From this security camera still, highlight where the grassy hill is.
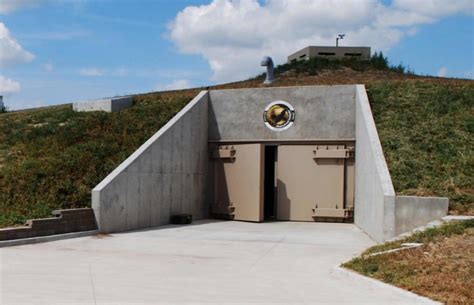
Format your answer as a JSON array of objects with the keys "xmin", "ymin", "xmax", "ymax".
[{"xmin": 0, "ymin": 57, "xmax": 473, "ymax": 227}]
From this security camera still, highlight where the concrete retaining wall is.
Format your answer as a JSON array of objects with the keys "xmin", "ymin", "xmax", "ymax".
[
  {"xmin": 73, "ymin": 96, "xmax": 133, "ymax": 112},
  {"xmin": 395, "ymin": 196, "xmax": 449, "ymax": 235},
  {"xmin": 209, "ymin": 85, "xmax": 355, "ymax": 141},
  {"xmin": 92, "ymin": 91, "xmax": 209, "ymax": 233},
  {"xmin": 354, "ymin": 85, "xmax": 396, "ymax": 242},
  {"xmin": 354, "ymin": 85, "xmax": 448, "ymax": 242},
  {"xmin": 0, "ymin": 208, "xmax": 97, "ymax": 241}
]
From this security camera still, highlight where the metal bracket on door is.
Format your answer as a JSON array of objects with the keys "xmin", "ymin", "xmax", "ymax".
[
  {"xmin": 211, "ymin": 147, "xmax": 236, "ymax": 160},
  {"xmin": 313, "ymin": 146, "xmax": 354, "ymax": 159},
  {"xmin": 211, "ymin": 202, "xmax": 235, "ymax": 220},
  {"xmin": 228, "ymin": 202, "xmax": 236, "ymax": 216},
  {"xmin": 312, "ymin": 206, "xmax": 353, "ymax": 219}
]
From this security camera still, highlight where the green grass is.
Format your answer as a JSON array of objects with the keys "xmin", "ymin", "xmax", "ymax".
[
  {"xmin": 368, "ymin": 81, "xmax": 474, "ymax": 214},
  {"xmin": 0, "ymin": 94, "xmax": 190, "ymax": 227}
]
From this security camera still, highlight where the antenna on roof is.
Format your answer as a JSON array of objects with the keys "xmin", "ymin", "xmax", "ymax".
[{"xmin": 336, "ymin": 34, "xmax": 345, "ymax": 47}]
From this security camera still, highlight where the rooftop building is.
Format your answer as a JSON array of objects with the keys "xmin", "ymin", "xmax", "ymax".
[{"xmin": 288, "ymin": 46, "xmax": 371, "ymax": 63}]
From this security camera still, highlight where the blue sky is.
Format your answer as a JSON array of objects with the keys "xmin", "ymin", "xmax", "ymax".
[{"xmin": 0, "ymin": 0, "xmax": 473, "ymax": 109}]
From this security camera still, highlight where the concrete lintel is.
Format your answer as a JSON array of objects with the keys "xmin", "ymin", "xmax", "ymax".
[{"xmin": 209, "ymin": 85, "xmax": 356, "ymax": 141}]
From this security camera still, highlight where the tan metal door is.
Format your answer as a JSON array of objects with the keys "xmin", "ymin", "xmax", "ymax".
[
  {"xmin": 211, "ymin": 144, "xmax": 264, "ymax": 222},
  {"xmin": 277, "ymin": 144, "xmax": 354, "ymax": 221}
]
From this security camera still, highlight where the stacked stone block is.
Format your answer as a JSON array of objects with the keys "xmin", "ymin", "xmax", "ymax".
[{"xmin": 0, "ymin": 208, "xmax": 97, "ymax": 241}]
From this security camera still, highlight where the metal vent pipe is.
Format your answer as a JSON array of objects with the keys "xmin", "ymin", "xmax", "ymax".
[{"xmin": 260, "ymin": 56, "xmax": 275, "ymax": 85}]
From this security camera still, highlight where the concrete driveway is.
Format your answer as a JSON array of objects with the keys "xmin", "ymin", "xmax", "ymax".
[{"xmin": 1, "ymin": 220, "xmax": 438, "ymax": 305}]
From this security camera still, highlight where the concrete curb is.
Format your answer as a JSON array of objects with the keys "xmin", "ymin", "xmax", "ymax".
[
  {"xmin": 0, "ymin": 230, "xmax": 98, "ymax": 248},
  {"xmin": 334, "ymin": 267, "xmax": 442, "ymax": 305},
  {"xmin": 388, "ymin": 215, "xmax": 474, "ymax": 242}
]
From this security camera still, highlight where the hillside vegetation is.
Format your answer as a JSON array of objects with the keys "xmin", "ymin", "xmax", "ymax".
[
  {"xmin": 0, "ymin": 92, "xmax": 196, "ymax": 226},
  {"xmin": 0, "ymin": 56, "xmax": 472, "ymax": 227}
]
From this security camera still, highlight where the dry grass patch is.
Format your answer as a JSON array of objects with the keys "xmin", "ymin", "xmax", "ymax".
[{"xmin": 344, "ymin": 220, "xmax": 474, "ymax": 305}]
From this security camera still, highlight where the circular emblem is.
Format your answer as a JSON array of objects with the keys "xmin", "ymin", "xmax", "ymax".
[{"xmin": 263, "ymin": 101, "xmax": 295, "ymax": 131}]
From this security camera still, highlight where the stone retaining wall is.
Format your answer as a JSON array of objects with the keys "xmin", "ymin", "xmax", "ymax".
[{"xmin": 0, "ymin": 208, "xmax": 97, "ymax": 241}]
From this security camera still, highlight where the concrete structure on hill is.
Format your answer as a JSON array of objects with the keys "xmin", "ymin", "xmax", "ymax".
[
  {"xmin": 73, "ymin": 96, "xmax": 133, "ymax": 112},
  {"xmin": 92, "ymin": 85, "xmax": 448, "ymax": 243},
  {"xmin": 288, "ymin": 46, "xmax": 371, "ymax": 63}
]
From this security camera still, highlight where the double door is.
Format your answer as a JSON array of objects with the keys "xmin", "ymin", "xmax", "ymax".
[{"xmin": 210, "ymin": 143, "xmax": 354, "ymax": 222}]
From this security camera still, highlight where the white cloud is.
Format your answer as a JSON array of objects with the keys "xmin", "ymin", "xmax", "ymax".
[
  {"xmin": 42, "ymin": 62, "xmax": 53, "ymax": 71},
  {"xmin": 393, "ymin": 0, "xmax": 473, "ymax": 18},
  {"xmin": 169, "ymin": 0, "xmax": 473, "ymax": 82},
  {"xmin": 437, "ymin": 67, "xmax": 448, "ymax": 77},
  {"xmin": 0, "ymin": 0, "xmax": 40, "ymax": 14},
  {"xmin": 0, "ymin": 22, "xmax": 35, "ymax": 67},
  {"xmin": 78, "ymin": 67, "xmax": 105, "ymax": 77},
  {"xmin": 0, "ymin": 75, "xmax": 21, "ymax": 94},
  {"xmin": 155, "ymin": 79, "xmax": 192, "ymax": 91}
]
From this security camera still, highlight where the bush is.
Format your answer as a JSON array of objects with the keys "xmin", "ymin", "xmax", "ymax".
[{"xmin": 266, "ymin": 51, "xmax": 411, "ymax": 76}]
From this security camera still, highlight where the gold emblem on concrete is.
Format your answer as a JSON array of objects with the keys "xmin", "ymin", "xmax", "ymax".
[{"xmin": 263, "ymin": 101, "xmax": 295, "ymax": 131}]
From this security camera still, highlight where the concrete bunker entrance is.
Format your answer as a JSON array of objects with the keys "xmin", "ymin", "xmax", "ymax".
[
  {"xmin": 92, "ymin": 85, "xmax": 449, "ymax": 242},
  {"xmin": 207, "ymin": 86, "xmax": 358, "ymax": 224},
  {"xmin": 209, "ymin": 141, "xmax": 355, "ymax": 223}
]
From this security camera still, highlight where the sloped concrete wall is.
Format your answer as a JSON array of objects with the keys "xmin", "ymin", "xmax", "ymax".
[
  {"xmin": 92, "ymin": 91, "xmax": 209, "ymax": 233},
  {"xmin": 354, "ymin": 85, "xmax": 448, "ymax": 242},
  {"xmin": 354, "ymin": 85, "xmax": 396, "ymax": 242}
]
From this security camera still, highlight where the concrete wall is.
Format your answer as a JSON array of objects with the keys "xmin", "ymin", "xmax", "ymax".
[
  {"xmin": 92, "ymin": 91, "xmax": 209, "ymax": 233},
  {"xmin": 354, "ymin": 85, "xmax": 448, "ymax": 242},
  {"xmin": 73, "ymin": 96, "xmax": 133, "ymax": 112},
  {"xmin": 395, "ymin": 196, "xmax": 449, "ymax": 235},
  {"xmin": 209, "ymin": 85, "xmax": 355, "ymax": 141},
  {"xmin": 354, "ymin": 85, "xmax": 396, "ymax": 242},
  {"xmin": 288, "ymin": 46, "xmax": 371, "ymax": 62}
]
